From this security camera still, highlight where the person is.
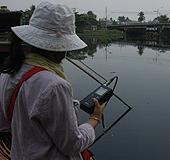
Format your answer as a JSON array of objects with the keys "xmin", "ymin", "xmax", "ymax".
[{"xmin": 0, "ymin": 1, "xmax": 106, "ymax": 160}]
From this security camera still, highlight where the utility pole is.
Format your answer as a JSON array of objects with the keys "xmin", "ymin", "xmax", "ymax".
[
  {"xmin": 105, "ymin": 7, "xmax": 108, "ymax": 30},
  {"xmin": 154, "ymin": 9, "xmax": 159, "ymax": 18},
  {"xmin": 154, "ymin": 7, "xmax": 163, "ymax": 19}
]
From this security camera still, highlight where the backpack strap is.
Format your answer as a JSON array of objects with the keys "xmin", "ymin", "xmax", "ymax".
[
  {"xmin": 81, "ymin": 148, "xmax": 95, "ymax": 160},
  {"xmin": 5, "ymin": 66, "xmax": 96, "ymax": 160},
  {"xmin": 6, "ymin": 66, "xmax": 46, "ymax": 121}
]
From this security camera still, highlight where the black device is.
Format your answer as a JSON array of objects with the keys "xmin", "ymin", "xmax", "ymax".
[{"xmin": 80, "ymin": 85, "xmax": 114, "ymax": 114}]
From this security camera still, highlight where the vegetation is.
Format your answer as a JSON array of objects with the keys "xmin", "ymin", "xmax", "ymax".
[
  {"xmin": 0, "ymin": 6, "xmax": 10, "ymax": 13},
  {"xmin": 138, "ymin": 11, "xmax": 145, "ymax": 23},
  {"xmin": 78, "ymin": 29, "xmax": 122, "ymax": 43},
  {"xmin": 1, "ymin": 5, "xmax": 170, "ymax": 45},
  {"xmin": 1, "ymin": 4, "xmax": 170, "ymax": 25},
  {"xmin": 75, "ymin": 11, "xmax": 99, "ymax": 33},
  {"xmin": 153, "ymin": 14, "xmax": 170, "ymax": 23},
  {"xmin": 117, "ymin": 16, "xmax": 132, "ymax": 24},
  {"xmin": 20, "ymin": 5, "xmax": 35, "ymax": 24}
]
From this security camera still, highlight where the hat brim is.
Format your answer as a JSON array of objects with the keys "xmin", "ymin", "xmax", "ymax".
[{"xmin": 11, "ymin": 25, "xmax": 87, "ymax": 52}]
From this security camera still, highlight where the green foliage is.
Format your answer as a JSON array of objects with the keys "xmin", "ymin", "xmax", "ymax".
[
  {"xmin": 117, "ymin": 16, "xmax": 132, "ymax": 24},
  {"xmin": 78, "ymin": 29, "xmax": 122, "ymax": 43},
  {"xmin": 20, "ymin": 5, "xmax": 35, "ymax": 25},
  {"xmin": 75, "ymin": 11, "xmax": 98, "ymax": 33},
  {"xmin": 87, "ymin": 11, "xmax": 97, "ymax": 19},
  {"xmin": 0, "ymin": 6, "xmax": 10, "ymax": 13},
  {"xmin": 138, "ymin": 11, "xmax": 145, "ymax": 22},
  {"xmin": 118, "ymin": 16, "xmax": 126, "ymax": 23},
  {"xmin": 153, "ymin": 15, "xmax": 170, "ymax": 23}
]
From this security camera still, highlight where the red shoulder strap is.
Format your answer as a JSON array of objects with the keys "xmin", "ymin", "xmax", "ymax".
[
  {"xmin": 6, "ymin": 66, "xmax": 46, "ymax": 121},
  {"xmin": 81, "ymin": 149, "xmax": 94, "ymax": 160}
]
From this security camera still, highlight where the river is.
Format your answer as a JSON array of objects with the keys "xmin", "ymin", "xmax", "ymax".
[
  {"xmin": 63, "ymin": 40, "xmax": 170, "ymax": 160},
  {"xmin": 1, "ymin": 39, "xmax": 170, "ymax": 159}
]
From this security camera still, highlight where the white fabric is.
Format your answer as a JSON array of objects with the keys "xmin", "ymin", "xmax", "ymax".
[
  {"xmin": 0, "ymin": 64, "xmax": 95, "ymax": 160},
  {"xmin": 11, "ymin": 1, "xmax": 87, "ymax": 51}
]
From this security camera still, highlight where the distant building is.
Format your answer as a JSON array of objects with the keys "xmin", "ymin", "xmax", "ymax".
[
  {"xmin": 0, "ymin": 6, "xmax": 10, "ymax": 12},
  {"xmin": 0, "ymin": 11, "xmax": 22, "ymax": 32},
  {"xmin": 91, "ymin": 25, "xmax": 97, "ymax": 31}
]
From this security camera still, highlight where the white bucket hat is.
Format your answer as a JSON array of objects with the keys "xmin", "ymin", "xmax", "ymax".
[{"xmin": 11, "ymin": 1, "xmax": 87, "ymax": 52}]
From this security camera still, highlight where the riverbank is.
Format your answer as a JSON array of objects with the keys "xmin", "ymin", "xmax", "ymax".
[{"xmin": 78, "ymin": 29, "xmax": 122, "ymax": 43}]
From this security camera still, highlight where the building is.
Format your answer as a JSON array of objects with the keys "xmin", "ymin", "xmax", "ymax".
[
  {"xmin": 0, "ymin": 6, "xmax": 10, "ymax": 12},
  {"xmin": 0, "ymin": 11, "xmax": 22, "ymax": 32}
]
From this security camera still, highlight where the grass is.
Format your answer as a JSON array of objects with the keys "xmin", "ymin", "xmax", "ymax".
[{"xmin": 78, "ymin": 29, "xmax": 122, "ymax": 43}]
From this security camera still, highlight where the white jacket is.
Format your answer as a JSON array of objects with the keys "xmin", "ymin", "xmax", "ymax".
[{"xmin": 0, "ymin": 64, "xmax": 95, "ymax": 160}]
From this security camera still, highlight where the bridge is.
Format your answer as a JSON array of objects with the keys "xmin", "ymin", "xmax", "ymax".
[
  {"xmin": 108, "ymin": 23, "xmax": 170, "ymax": 41},
  {"xmin": 108, "ymin": 23, "xmax": 170, "ymax": 30}
]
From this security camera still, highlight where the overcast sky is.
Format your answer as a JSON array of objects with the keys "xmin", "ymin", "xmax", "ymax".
[{"xmin": 1, "ymin": 0, "xmax": 170, "ymax": 21}]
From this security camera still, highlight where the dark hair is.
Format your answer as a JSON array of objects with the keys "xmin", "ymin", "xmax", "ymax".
[
  {"xmin": 0, "ymin": 32, "xmax": 25, "ymax": 75},
  {"xmin": 0, "ymin": 32, "xmax": 66, "ymax": 75}
]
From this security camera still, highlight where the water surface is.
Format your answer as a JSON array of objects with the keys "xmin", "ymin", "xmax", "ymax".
[{"xmin": 64, "ymin": 42, "xmax": 170, "ymax": 160}]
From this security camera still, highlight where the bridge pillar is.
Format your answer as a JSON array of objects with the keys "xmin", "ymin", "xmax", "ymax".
[{"xmin": 123, "ymin": 28, "xmax": 127, "ymax": 41}]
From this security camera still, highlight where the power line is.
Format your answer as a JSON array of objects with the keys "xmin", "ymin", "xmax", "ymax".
[{"xmin": 75, "ymin": 8, "xmax": 170, "ymax": 15}]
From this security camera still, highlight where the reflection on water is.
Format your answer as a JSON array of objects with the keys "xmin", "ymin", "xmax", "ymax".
[
  {"xmin": 1, "ymin": 38, "xmax": 170, "ymax": 160},
  {"xmin": 64, "ymin": 38, "xmax": 170, "ymax": 160},
  {"xmin": 68, "ymin": 36, "xmax": 170, "ymax": 62}
]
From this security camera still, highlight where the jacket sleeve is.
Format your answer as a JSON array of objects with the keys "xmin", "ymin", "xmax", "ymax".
[
  {"xmin": 30, "ymin": 82, "xmax": 95, "ymax": 156},
  {"xmin": 0, "ymin": 102, "xmax": 10, "ymax": 132}
]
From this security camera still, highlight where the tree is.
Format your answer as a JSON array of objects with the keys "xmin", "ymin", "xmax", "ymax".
[
  {"xmin": 87, "ymin": 11, "xmax": 97, "ymax": 19},
  {"xmin": 137, "ymin": 45, "xmax": 144, "ymax": 56},
  {"xmin": 153, "ymin": 14, "xmax": 169, "ymax": 23},
  {"xmin": 0, "ymin": 6, "xmax": 10, "ymax": 13},
  {"xmin": 117, "ymin": 16, "xmax": 126, "ymax": 24},
  {"xmin": 126, "ymin": 17, "xmax": 132, "ymax": 22},
  {"xmin": 75, "ymin": 11, "xmax": 98, "ymax": 32},
  {"xmin": 20, "ymin": 5, "xmax": 35, "ymax": 25},
  {"xmin": 138, "ymin": 11, "xmax": 145, "ymax": 23},
  {"xmin": 117, "ymin": 16, "xmax": 131, "ymax": 24},
  {"xmin": 109, "ymin": 18, "xmax": 118, "ymax": 25},
  {"xmin": 30, "ymin": 5, "xmax": 35, "ymax": 12}
]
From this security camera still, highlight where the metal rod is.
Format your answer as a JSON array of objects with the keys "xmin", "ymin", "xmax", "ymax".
[
  {"xmin": 79, "ymin": 60, "xmax": 107, "ymax": 82},
  {"xmin": 113, "ymin": 93, "xmax": 132, "ymax": 109},
  {"xmin": 66, "ymin": 58, "xmax": 103, "ymax": 85},
  {"xmin": 90, "ymin": 108, "xmax": 132, "ymax": 146},
  {"xmin": 66, "ymin": 57, "xmax": 133, "ymax": 147},
  {"xmin": 67, "ymin": 58, "xmax": 132, "ymax": 109}
]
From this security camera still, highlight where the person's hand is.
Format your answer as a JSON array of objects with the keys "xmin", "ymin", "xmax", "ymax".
[
  {"xmin": 92, "ymin": 98, "xmax": 106, "ymax": 117},
  {"xmin": 88, "ymin": 98, "xmax": 106, "ymax": 128}
]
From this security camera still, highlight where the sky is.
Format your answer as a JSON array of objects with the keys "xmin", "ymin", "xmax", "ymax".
[{"xmin": 1, "ymin": 0, "xmax": 170, "ymax": 21}]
